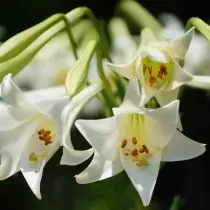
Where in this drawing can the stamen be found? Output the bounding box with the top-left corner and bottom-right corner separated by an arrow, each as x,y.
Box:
132,136 -> 137,145
37,128 -> 53,145
148,66 -> 152,75
131,149 -> 138,157
149,76 -> 156,86
142,145 -> 149,154
121,139 -> 127,148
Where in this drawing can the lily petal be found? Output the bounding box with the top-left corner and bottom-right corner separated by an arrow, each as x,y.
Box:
25,85 -> 67,102
166,58 -> 193,91
21,141 -> 60,199
162,130 -> 206,161
121,150 -> 161,206
140,28 -> 158,47
75,117 -> 118,161
60,84 -> 102,165
113,78 -> 141,115
106,61 -> 136,79
75,151 -> 123,184
163,27 -> 194,59
142,48 -> 168,63
1,74 -> 26,106
60,147 -> 94,166
145,100 -> 179,147
0,120 -> 38,180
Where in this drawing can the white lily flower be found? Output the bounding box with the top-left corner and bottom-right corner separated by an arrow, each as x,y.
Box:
74,79 -> 205,206
0,74 -> 101,199
107,27 -> 194,106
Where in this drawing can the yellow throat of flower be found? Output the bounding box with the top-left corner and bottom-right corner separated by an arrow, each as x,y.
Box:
119,114 -> 152,167
142,55 -> 174,90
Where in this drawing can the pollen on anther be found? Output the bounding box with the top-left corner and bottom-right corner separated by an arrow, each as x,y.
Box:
142,145 -> 149,154
44,130 -> 51,137
149,76 -> 156,86
121,139 -> 127,148
39,136 -> 44,141
131,149 -> 138,157
132,136 -> 137,145
37,129 -> 44,135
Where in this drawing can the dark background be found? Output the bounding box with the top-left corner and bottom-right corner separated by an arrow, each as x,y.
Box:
0,0 -> 210,210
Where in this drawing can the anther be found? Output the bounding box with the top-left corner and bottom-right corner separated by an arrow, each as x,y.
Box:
37,129 -> 44,135
132,136 -> 137,145
131,149 -> 138,157
39,136 -> 44,141
44,130 -> 51,137
142,145 -> 149,154
121,139 -> 127,148
149,76 -> 156,86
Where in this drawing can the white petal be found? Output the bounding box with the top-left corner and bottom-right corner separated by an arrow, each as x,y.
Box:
162,130 -> 206,161
139,87 -> 154,107
155,88 -> 180,106
106,61 -> 136,79
186,75 -> 210,90
75,117 -> 118,160
61,83 -> 102,146
0,120 -> 38,179
25,86 -> 67,102
21,141 -> 60,199
1,74 -> 26,106
60,84 -> 102,165
113,78 -> 142,115
121,150 -> 161,206
155,89 -> 182,131
142,48 -> 168,63
75,151 -> 123,184
166,59 -> 193,90
140,28 -> 158,46
60,147 -> 94,166
145,100 -> 179,147
163,27 -> 195,59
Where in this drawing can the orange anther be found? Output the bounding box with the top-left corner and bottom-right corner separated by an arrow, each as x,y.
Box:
39,136 -> 44,141
132,136 -> 137,145
37,129 -> 44,135
131,149 -> 138,157
121,139 -> 127,149
149,76 -> 156,86
44,130 -> 51,137
142,145 -> 149,154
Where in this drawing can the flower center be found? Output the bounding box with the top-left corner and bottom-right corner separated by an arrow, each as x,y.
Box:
119,114 -> 153,167
28,117 -> 56,164
142,55 -> 173,89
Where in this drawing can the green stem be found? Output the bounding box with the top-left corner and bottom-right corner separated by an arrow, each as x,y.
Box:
116,0 -> 162,32
63,16 -> 78,59
96,46 -> 116,114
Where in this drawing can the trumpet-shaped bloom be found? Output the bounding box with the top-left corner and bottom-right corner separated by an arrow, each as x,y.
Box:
107,27 -> 194,106
0,74 -> 101,199
74,79 -> 205,206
